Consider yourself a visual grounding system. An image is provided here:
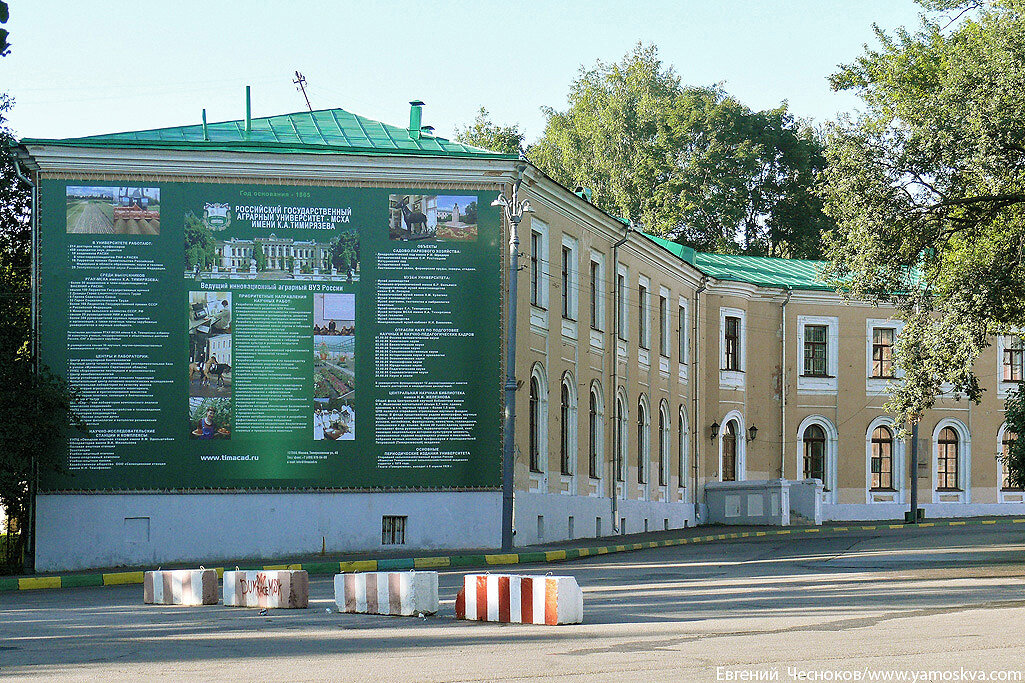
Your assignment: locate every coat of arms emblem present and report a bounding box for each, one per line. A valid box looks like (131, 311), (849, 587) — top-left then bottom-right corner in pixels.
(203, 203), (232, 230)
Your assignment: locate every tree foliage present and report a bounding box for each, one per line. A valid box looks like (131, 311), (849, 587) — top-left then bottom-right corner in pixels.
(0, 7), (87, 569)
(454, 107), (525, 156)
(821, 1), (1025, 430)
(527, 43), (831, 257)
(1004, 386), (1025, 489)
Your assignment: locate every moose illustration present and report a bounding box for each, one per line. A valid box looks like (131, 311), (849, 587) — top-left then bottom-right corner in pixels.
(397, 196), (429, 237)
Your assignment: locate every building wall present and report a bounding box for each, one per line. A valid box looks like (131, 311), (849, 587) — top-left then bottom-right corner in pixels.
(512, 173), (1021, 543)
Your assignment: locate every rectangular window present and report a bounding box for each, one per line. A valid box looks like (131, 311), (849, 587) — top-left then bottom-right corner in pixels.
(659, 295), (669, 357)
(561, 246), (572, 320)
(1004, 336), (1023, 382)
(617, 274), (628, 341)
(529, 230), (541, 307)
(724, 316), (740, 371)
(638, 285), (649, 349)
(872, 328), (895, 378)
(590, 260), (600, 331)
(381, 515), (407, 545)
(803, 325), (828, 377)
(678, 305), (687, 361)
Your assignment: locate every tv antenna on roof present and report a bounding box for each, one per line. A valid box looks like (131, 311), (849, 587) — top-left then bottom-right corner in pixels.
(293, 71), (312, 111)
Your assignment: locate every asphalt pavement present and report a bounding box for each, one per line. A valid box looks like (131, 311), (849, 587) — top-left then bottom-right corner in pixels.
(2, 524), (1024, 681)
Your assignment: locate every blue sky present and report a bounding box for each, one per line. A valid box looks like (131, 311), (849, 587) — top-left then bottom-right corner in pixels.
(3, 1), (930, 144)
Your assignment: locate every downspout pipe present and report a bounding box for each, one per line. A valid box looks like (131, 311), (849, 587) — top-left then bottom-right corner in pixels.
(12, 153), (38, 572)
(780, 287), (792, 480)
(692, 276), (707, 518)
(609, 221), (631, 534)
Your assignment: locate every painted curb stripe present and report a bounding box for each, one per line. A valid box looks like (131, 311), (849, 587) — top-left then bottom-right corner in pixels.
(9, 516), (1025, 592)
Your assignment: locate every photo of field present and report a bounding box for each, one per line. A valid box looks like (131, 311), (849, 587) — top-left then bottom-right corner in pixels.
(313, 293), (355, 440)
(67, 186), (160, 235)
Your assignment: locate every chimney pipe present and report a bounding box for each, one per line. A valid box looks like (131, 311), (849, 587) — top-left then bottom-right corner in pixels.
(409, 100), (424, 140)
(202, 108), (209, 141)
(245, 86), (252, 140)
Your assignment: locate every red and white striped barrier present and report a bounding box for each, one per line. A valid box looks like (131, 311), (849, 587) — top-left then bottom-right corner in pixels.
(222, 570), (309, 609)
(334, 571), (439, 616)
(143, 569), (218, 606)
(455, 574), (583, 625)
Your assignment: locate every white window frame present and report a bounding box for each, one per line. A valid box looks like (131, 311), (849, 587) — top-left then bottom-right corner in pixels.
(587, 381), (604, 495)
(796, 414), (839, 504)
(527, 362), (549, 492)
(797, 315), (839, 395)
(560, 235), (578, 340)
(527, 218), (550, 332)
(678, 406), (689, 499)
(865, 416), (906, 504)
(588, 252), (606, 351)
(998, 334), (1024, 399)
(559, 371), (578, 489)
(719, 307), (746, 389)
(931, 418), (971, 504)
(658, 287), (671, 359)
(866, 318), (905, 394)
(998, 422), (1024, 503)
(717, 409), (746, 482)
(638, 275), (651, 353)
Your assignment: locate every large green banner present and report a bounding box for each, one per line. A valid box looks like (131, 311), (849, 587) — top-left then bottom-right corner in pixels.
(40, 180), (501, 490)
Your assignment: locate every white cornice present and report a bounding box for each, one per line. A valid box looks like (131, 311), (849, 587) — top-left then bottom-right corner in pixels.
(24, 144), (522, 185)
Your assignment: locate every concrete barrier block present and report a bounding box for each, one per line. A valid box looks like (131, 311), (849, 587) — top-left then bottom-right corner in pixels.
(334, 571), (439, 616)
(222, 570), (308, 609)
(455, 574), (583, 625)
(143, 569), (218, 606)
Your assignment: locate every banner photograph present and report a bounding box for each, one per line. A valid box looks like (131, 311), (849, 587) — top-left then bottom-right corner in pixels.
(39, 181), (502, 491)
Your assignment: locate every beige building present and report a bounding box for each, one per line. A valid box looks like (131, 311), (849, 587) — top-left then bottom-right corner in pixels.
(510, 165), (1021, 544)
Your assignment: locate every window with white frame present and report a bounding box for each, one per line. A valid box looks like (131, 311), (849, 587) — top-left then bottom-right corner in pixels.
(678, 301), (688, 363)
(560, 237), (578, 322)
(658, 401), (670, 486)
(528, 219), (549, 310)
(678, 408), (689, 490)
(636, 395), (649, 484)
(871, 328), (896, 378)
(588, 385), (602, 479)
(615, 394), (627, 481)
(719, 307), (746, 389)
(638, 281), (650, 350)
(559, 376), (576, 476)
(659, 294), (670, 357)
(797, 315), (838, 394)
(1003, 335), (1023, 382)
(589, 255), (605, 332)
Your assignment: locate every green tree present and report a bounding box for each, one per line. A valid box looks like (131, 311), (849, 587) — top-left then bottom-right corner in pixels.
(1004, 387), (1025, 489)
(0, 7), (87, 570)
(330, 230), (359, 274)
(820, 1), (1025, 431)
(454, 108), (525, 156)
(252, 242), (267, 271)
(528, 43), (830, 257)
(184, 211), (215, 271)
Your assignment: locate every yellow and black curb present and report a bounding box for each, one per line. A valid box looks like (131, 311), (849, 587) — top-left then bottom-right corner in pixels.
(4, 517), (1022, 593)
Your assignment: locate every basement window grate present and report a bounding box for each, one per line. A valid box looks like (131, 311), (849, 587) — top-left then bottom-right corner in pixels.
(382, 515), (407, 545)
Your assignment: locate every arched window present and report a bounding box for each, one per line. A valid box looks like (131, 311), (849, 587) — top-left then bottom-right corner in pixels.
(871, 426), (894, 490)
(615, 395), (626, 482)
(658, 402), (670, 487)
(560, 382), (571, 475)
(803, 424), (826, 483)
(678, 408), (689, 490)
(722, 421), (738, 482)
(637, 396), (649, 484)
(937, 426), (959, 490)
(528, 376), (541, 473)
(1002, 429), (1020, 491)
(588, 388), (601, 480)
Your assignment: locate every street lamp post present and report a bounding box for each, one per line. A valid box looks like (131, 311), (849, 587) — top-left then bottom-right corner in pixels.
(493, 165), (533, 551)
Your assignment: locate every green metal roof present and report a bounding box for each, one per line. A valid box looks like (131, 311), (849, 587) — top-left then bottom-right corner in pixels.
(640, 232), (831, 291)
(20, 107), (518, 160)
